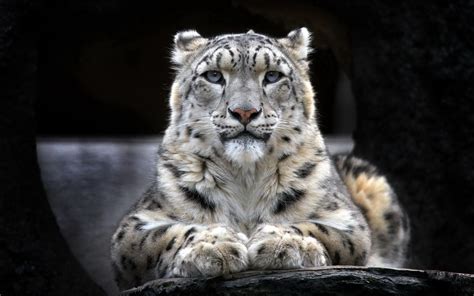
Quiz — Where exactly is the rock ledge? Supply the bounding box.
[122,267,474,296]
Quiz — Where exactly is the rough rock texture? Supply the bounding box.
[122,267,474,296]
[0,0,105,295]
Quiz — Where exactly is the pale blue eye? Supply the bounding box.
[264,71,282,84]
[204,71,224,84]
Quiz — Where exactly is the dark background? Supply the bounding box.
[1,0,474,295]
[36,1,352,136]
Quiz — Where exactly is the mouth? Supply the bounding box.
[220,131,270,142]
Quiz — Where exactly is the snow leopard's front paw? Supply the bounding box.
[247,224,330,270]
[172,225,249,277]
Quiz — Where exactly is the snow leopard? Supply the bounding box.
[110,28,410,291]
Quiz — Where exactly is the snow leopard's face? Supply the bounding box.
[168,28,316,164]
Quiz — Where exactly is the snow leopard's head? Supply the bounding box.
[167,28,317,164]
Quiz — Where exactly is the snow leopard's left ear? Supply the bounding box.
[172,30,208,66]
[278,27,313,61]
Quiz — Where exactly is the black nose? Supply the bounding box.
[228,107,262,124]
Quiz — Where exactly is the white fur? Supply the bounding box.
[135,214,173,230]
[172,30,207,65]
[366,254,396,268]
[281,27,312,60]
[223,139,266,164]
[174,30,201,44]
[307,209,356,232]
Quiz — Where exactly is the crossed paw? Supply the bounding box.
[247,224,330,269]
[171,224,329,277]
[172,225,249,277]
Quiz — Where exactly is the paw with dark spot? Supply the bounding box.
[171,225,249,277]
[247,224,330,270]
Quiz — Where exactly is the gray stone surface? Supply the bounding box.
[36,136,353,295]
[123,267,474,296]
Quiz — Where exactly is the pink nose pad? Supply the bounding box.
[229,108,260,124]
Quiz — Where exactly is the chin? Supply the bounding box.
[223,137,266,164]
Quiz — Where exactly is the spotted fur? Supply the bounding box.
[334,154,410,267]
[111,28,409,290]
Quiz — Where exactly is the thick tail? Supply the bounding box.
[334,154,410,267]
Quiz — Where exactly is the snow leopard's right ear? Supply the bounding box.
[172,30,208,66]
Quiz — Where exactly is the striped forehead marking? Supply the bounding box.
[195,34,292,73]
